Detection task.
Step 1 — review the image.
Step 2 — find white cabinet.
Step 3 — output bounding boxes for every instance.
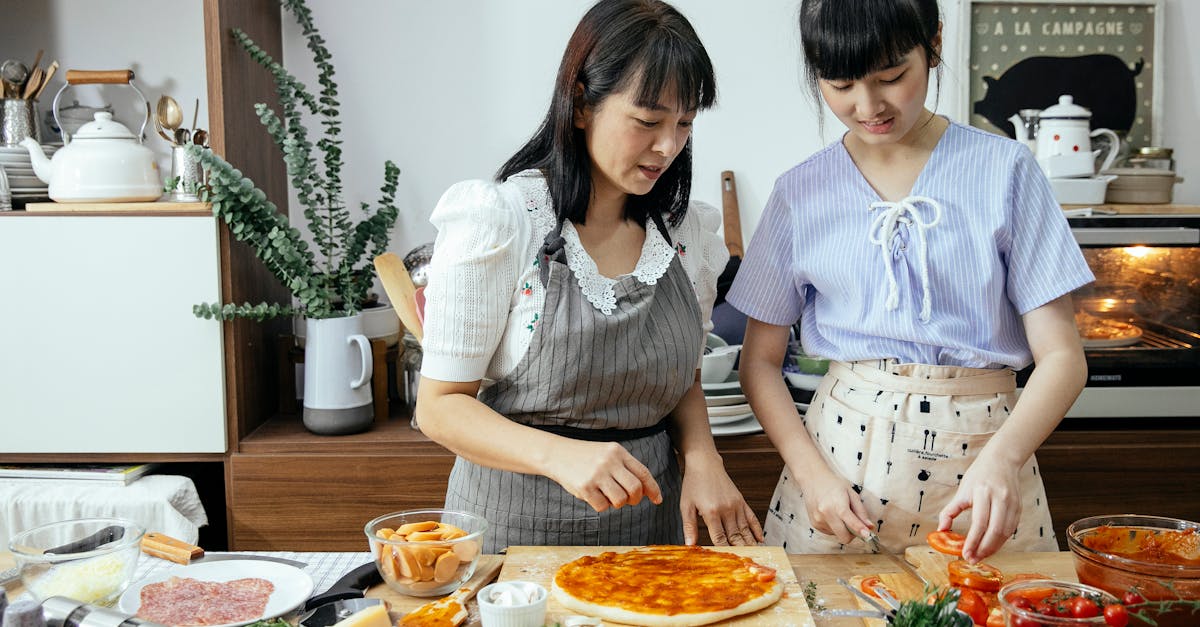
[0,215,227,453]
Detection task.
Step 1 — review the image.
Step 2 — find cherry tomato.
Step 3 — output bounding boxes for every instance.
[1035,600,1066,617]
[1011,616,1043,627]
[1103,603,1130,627]
[859,575,896,600]
[1069,596,1101,618]
[1009,596,1034,611]
[928,530,967,556]
[948,560,1005,592]
[1122,590,1145,606]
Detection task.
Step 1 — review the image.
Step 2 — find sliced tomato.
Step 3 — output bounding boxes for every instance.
[956,587,989,625]
[948,560,1005,592]
[928,530,967,556]
[985,607,1005,627]
[860,575,896,600]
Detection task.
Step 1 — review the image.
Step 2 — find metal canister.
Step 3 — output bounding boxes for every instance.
[38,597,165,627]
[169,144,203,202]
[1130,146,1174,171]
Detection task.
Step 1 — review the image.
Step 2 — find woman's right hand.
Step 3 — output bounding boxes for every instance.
[548,440,663,512]
[797,466,874,544]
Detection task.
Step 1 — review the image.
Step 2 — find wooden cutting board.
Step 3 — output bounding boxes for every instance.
[499,546,815,626]
[365,554,503,618]
[847,548,1079,625]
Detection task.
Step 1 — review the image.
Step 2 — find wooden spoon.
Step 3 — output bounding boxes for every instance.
[374,252,423,343]
[31,60,57,100]
[22,67,43,100]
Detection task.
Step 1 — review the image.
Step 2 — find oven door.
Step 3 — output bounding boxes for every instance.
[1019,215,1200,418]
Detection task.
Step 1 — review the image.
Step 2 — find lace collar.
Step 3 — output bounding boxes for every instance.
[560,220,676,315]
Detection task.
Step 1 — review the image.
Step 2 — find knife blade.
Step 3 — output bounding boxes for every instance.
[192,553,308,568]
[863,532,932,588]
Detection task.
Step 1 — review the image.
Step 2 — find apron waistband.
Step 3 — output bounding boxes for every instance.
[525,417,670,442]
[828,360,1016,396]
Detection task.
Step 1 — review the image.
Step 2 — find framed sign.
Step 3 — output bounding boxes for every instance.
[958,0,1164,147]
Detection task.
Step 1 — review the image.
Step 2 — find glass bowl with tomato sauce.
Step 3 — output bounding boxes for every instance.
[1067,514,1200,627]
[999,579,1120,626]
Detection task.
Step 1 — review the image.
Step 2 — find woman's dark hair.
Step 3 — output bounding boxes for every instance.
[497,0,715,228]
[799,0,942,105]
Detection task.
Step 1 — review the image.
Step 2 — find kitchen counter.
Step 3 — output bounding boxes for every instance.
[1,549,1078,626]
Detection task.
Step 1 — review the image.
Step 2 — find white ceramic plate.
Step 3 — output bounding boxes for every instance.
[8,187,48,193]
[702,370,741,394]
[783,371,823,390]
[708,403,752,418]
[6,176,43,186]
[711,414,763,437]
[118,560,314,627]
[705,393,747,407]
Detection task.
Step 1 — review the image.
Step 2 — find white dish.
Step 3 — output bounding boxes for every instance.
[701,370,741,394]
[6,176,43,186]
[8,187,48,193]
[708,410,753,426]
[118,560,314,627]
[708,403,751,418]
[705,393,747,407]
[711,414,763,437]
[783,371,823,390]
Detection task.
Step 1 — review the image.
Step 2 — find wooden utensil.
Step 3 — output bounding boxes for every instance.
[397,586,472,627]
[374,252,423,343]
[31,60,57,100]
[22,67,43,99]
[721,170,745,258]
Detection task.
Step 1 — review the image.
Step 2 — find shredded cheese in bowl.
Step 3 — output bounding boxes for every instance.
[25,549,137,606]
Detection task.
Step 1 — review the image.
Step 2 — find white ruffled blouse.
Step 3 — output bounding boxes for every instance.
[421,169,729,384]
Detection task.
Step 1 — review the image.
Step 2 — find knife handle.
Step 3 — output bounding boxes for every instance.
[141,532,204,564]
[304,562,383,611]
[45,524,126,555]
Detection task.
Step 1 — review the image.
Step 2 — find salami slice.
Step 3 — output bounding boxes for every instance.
[138,576,275,626]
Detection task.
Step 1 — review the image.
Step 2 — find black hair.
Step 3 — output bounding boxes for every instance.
[799,0,942,105]
[496,0,716,228]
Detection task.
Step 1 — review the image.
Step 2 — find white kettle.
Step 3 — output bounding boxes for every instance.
[1017,95,1120,179]
[20,69,161,203]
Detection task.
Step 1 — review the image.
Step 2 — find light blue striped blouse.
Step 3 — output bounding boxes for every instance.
[727,121,1094,369]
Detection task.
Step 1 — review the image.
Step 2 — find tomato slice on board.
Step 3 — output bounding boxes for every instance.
[948,560,1005,592]
[985,607,1005,627]
[928,530,967,556]
[956,587,989,625]
[860,575,897,600]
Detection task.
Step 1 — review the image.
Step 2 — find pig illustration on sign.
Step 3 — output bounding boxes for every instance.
[973,54,1143,138]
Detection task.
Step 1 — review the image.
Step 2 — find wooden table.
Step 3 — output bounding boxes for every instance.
[2,550,1078,626]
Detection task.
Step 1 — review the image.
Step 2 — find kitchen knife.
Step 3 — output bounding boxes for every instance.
[302,562,383,612]
[298,597,385,627]
[44,525,126,555]
[863,532,932,588]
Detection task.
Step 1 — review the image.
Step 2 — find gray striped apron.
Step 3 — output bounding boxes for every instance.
[444,212,702,553]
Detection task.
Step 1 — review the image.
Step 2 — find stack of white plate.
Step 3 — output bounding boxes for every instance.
[702,371,761,436]
[0,143,58,202]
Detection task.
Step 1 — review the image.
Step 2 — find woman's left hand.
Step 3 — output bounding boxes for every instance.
[680,453,764,546]
[937,451,1023,562]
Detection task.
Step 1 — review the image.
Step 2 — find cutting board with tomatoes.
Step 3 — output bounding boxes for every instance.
[499,545,815,626]
[848,547,1079,626]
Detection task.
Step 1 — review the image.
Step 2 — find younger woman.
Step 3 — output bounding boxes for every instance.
[416,0,761,552]
[729,0,1092,562]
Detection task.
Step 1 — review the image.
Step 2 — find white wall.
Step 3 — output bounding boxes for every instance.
[4,0,1197,257]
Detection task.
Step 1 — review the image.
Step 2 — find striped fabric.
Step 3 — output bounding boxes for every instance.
[727,121,1094,369]
[445,220,702,553]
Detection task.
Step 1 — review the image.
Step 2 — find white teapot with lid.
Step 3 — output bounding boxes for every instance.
[1012,95,1120,179]
[20,69,161,203]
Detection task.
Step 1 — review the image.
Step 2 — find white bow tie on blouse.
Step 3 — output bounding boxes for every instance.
[868,195,944,323]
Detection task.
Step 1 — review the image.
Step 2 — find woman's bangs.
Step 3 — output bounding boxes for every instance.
[804,5,924,80]
[628,35,715,112]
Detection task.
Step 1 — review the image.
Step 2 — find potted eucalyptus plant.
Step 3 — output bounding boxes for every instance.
[190,0,400,436]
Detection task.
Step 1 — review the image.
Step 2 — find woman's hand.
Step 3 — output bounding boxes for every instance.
[938,451,1023,562]
[680,452,763,546]
[547,440,663,513]
[796,466,874,545]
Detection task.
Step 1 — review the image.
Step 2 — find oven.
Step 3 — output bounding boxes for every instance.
[1017,215,1200,418]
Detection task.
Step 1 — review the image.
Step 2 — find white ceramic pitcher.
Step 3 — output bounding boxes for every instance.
[302,314,373,435]
[1033,95,1120,179]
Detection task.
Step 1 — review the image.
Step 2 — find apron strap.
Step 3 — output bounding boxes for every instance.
[525,416,670,442]
[829,360,1016,396]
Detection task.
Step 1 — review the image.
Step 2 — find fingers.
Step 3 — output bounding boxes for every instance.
[681,507,699,546]
[628,459,663,505]
[939,498,969,532]
[745,503,765,543]
[976,494,1020,561]
[963,491,991,563]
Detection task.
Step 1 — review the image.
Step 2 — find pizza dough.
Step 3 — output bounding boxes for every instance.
[551,546,783,626]
[1075,311,1143,348]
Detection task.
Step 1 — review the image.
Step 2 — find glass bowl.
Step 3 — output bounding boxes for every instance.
[8,517,145,606]
[364,509,487,597]
[999,579,1119,626]
[1067,514,1200,627]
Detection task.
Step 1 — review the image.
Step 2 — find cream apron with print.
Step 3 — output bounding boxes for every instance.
[766,196,1057,553]
[765,359,1059,553]
[445,211,702,554]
